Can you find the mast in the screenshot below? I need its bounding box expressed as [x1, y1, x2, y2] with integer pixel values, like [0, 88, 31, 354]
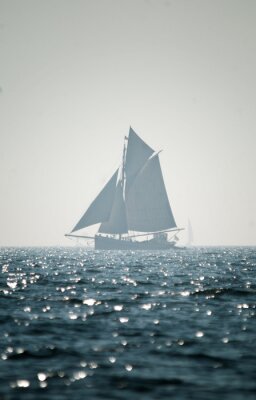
[121, 135, 128, 192]
[119, 135, 128, 240]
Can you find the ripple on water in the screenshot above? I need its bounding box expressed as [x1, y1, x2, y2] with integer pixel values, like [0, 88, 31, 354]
[0, 246, 256, 400]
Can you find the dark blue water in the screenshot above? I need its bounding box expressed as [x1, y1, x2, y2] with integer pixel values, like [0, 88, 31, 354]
[0, 247, 256, 400]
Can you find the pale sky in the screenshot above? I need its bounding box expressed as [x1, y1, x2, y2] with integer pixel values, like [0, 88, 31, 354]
[0, 0, 256, 246]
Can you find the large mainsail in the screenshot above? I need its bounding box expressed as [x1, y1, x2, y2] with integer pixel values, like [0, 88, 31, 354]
[71, 169, 118, 232]
[126, 153, 176, 232]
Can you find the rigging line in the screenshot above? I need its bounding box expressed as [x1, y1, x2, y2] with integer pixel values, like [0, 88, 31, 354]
[65, 234, 95, 240]
[127, 228, 184, 239]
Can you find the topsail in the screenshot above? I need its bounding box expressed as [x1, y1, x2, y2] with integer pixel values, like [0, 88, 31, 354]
[125, 127, 154, 193]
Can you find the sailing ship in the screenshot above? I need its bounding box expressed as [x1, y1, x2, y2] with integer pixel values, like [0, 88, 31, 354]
[186, 219, 194, 247]
[66, 128, 183, 250]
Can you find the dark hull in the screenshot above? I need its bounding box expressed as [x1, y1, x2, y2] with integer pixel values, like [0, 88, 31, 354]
[95, 235, 177, 250]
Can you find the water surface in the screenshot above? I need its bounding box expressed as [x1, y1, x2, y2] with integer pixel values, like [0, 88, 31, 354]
[0, 247, 256, 399]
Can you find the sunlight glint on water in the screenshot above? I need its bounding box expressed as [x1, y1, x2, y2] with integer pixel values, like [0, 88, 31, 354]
[0, 247, 256, 400]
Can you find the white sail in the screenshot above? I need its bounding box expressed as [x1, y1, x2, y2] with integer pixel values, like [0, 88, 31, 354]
[98, 181, 128, 234]
[126, 153, 176, 232]
[71, 169, 118, 232]
[125, 127, 154, 192]
[186, 219, 194, 246]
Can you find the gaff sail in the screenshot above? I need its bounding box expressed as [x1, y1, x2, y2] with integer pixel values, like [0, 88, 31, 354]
[126, 153, 176, 232]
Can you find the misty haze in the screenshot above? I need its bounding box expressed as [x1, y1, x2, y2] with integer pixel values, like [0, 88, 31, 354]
[0, 1, 255, 400]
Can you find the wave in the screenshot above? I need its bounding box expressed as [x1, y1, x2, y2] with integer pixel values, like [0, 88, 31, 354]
[191, 287, 256, 297]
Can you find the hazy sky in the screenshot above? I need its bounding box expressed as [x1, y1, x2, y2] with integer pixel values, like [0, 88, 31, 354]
[1, 0, 256, 246]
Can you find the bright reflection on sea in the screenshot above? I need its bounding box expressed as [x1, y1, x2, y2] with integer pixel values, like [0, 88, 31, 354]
[0, 246, 256, 399]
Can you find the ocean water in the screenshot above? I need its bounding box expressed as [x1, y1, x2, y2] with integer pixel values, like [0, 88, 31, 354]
[0, 247, 256, 400]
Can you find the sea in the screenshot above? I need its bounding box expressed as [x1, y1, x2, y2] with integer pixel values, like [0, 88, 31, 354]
[0, 246, 255, 400]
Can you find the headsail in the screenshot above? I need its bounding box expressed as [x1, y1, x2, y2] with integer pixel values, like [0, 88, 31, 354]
[71, 169, 118, 232]
[126, 153, 176, 232]
[98, 181, 128, 234]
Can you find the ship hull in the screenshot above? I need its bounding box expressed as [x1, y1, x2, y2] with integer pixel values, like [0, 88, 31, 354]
[95, 235, 177, 250]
